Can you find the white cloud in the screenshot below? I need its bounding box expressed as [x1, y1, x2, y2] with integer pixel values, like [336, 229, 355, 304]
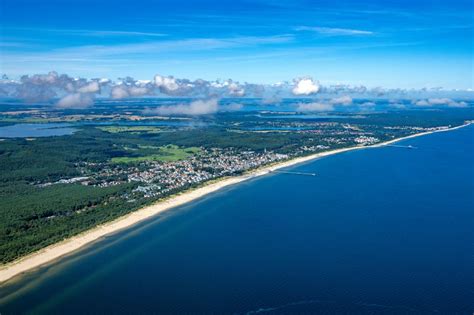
[415, 98, 467, 107]
[39, 35, 292, 61]
[128, 86, 150, 96]
[14, 27, 167, 38]
[9, 72, 108, 102]
[56, 93, 93, 108]
[428, 98, 467, 107]
[296, 102, 334, 112]
[4, 71, 471, 108]
[27, 71, 59, 84]
[136, 79, 151, 85]
[292, 77, 320, 95]
[228, 82, 245, 97]
[86, 30, 167, 37]
[330, 95, 352, 105]
[77, 81, 100, 93]
[153, 98, 220, 116]
[111, 86, 130, 99]
[414, 99, 429, 106]
[295, 26, 374, 36]
[154, 74, 180, 92]
[296, 96, 352, 112]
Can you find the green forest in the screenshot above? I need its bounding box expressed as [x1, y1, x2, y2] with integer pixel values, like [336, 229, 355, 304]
[1, 108, 472, 263]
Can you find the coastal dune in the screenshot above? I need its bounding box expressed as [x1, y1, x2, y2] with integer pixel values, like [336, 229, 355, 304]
[0, 123, 470, 284]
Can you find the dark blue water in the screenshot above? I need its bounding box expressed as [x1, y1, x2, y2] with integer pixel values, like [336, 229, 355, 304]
[1, 125, 473, 314]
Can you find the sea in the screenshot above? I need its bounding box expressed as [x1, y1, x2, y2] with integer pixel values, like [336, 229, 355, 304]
[1, 125, 473, 314]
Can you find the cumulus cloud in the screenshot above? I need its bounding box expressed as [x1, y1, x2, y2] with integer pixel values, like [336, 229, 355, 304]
[414, 98, 467, 108]
[414, 100, 430, 106]
[227, 82, 245, 97]
[25, 71, 59, 85]
[111, 86, 130, 99]
[153, 74, 216, 96]
[2, 71, 264, 102]
[324, 84, 368, 94]
[295, 95, 352, 112]
[292, 77, 320, 95]
[209, 79, 249, 97]
[2, 71, 471, 110]
[242, 83, 264, 97]
[110, 83, 152, 99]
[1, 71, 111, 103]
[330, 95, 352, 105]
[153, 98, 220, 116]
[154, 74, 180, 93]
[56, 93, 94, 108]
[296, 102, 334, 112]
[155, 74, 179, 91]
[128, 86, 150, 96]
[429, 98, 467, 107]
[77, 81, 100, 93]
[15, 71, 61, 101]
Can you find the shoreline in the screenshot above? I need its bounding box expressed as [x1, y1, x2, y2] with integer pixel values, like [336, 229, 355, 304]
[0, 122, 470, 285]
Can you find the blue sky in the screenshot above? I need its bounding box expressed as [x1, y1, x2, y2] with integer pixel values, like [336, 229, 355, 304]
[1, 0, 472, 89]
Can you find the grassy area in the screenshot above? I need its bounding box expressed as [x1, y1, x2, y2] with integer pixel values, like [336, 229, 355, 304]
[112, 144, 201, 163]
[97, 126, 162, 134]
[0, 117, 53, 123]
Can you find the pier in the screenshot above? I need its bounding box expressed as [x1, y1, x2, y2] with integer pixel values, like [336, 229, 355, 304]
[271, 170, 317, 176]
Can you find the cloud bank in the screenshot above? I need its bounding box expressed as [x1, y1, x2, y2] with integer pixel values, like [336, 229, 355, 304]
[152, 98, 220, 116]
[296, 95, 354, 112]
[0, 72, 471, 111]
[296, 102, 334, 112]
[56, 93, 94, 108]
[414, 98, 467, 108]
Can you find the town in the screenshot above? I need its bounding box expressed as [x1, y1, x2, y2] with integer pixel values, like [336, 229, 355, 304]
[36, 148, 289, 202]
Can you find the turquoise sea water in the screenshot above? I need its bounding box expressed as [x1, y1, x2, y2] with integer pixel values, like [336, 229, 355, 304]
[1, 125, 473, 314]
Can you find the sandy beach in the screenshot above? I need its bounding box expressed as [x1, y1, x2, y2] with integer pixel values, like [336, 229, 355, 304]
[0, 122, 470, 284]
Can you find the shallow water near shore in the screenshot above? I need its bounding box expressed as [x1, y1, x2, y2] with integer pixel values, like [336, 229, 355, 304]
[1, 125, 473, 314]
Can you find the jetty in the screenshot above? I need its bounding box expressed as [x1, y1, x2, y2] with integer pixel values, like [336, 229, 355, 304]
[383, 144, 417, 149]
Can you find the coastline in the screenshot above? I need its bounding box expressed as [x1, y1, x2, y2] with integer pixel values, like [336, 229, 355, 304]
[0, 122, 470, 285]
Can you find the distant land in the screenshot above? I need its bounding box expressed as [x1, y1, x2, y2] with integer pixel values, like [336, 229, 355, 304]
[1, 99, 473, 284]
[1, 117, 473, 314]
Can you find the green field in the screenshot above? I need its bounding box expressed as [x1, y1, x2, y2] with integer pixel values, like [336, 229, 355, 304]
[0, 117, 53, 123]
[112, 144, 201, 163]
[97, 126, 162, 134]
